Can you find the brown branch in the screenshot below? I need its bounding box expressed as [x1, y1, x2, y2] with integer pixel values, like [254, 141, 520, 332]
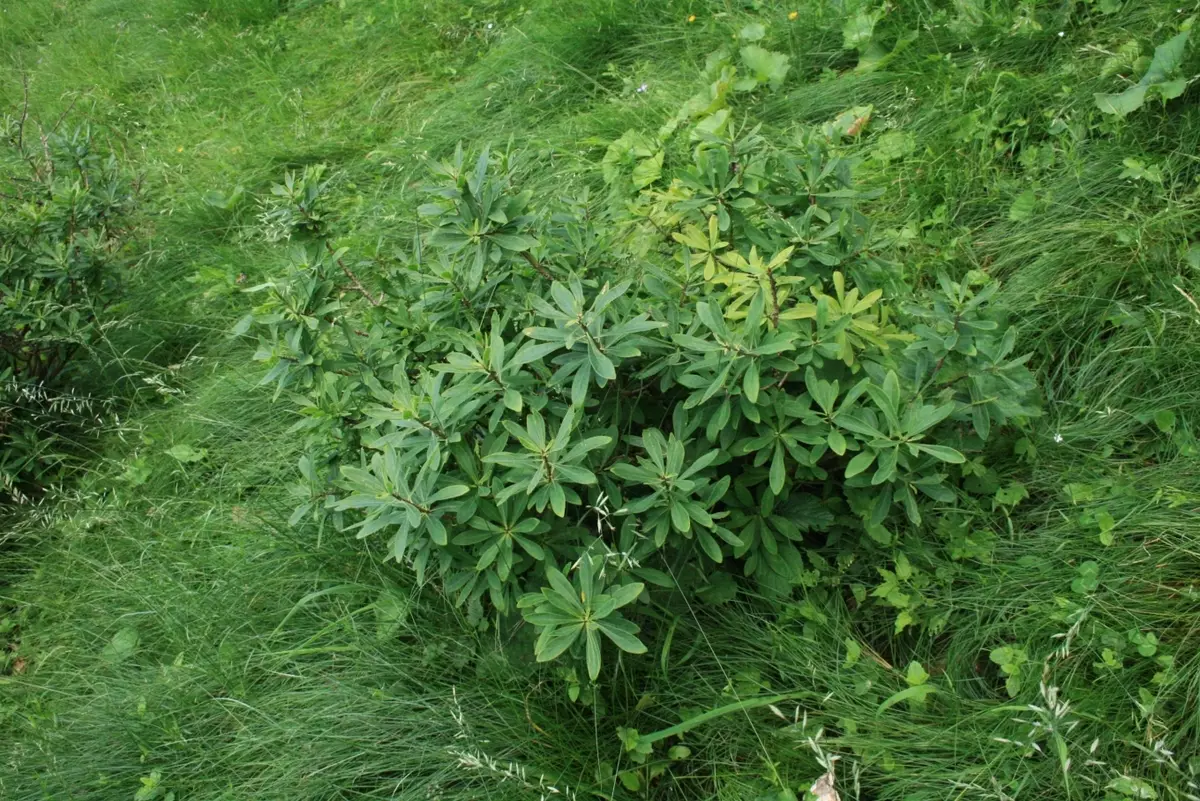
[324, 241, 381, 306]
[519, 250, 553, 281]
[16, 71, 30, 154]
[39, 124, 53, 181]
[389, 492, 431, 515]
[766, 268, 781, 329]
[50, 95, 79, 135]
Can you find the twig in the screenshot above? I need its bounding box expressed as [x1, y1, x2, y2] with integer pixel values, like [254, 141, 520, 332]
[324, 241, 381, 306]
[767, 267, 781, 329]
[523, 682, 548, 737]
[51, 94, 79, 135]
[519, 250, 553, 281]
[1175, 284, 1200, 318]
[16, 71, 30, 154]
[39, 123, 53, 181]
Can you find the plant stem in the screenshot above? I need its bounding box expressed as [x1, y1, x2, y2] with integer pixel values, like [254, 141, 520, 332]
[519, 250, 553, 280]
[325, 241, 381, 306]
[639, 692, 807, 745]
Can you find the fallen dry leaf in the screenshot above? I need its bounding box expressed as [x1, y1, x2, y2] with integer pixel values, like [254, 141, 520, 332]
[809, 771, 839, 801]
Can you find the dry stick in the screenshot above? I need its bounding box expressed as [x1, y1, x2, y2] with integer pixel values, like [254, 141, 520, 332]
[16, 71, 30, 154]
[39, 124, 53, 181]
[50, 95, 79, 135]
[766, 267, 781, 329]
[324, 241, 381, 306]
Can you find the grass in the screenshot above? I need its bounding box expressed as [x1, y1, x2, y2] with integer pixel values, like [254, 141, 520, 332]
[3, 0, 1200, 799]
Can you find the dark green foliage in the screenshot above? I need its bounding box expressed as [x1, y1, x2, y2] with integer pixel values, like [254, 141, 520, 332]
[0, 119, 135, 499]
[243, 50, 1039, 680]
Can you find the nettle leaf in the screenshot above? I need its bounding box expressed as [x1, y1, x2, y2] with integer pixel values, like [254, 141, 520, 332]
[739, 46, 791, 91]
[1007, 190, 1036, 222]
[739, 22, 766, 42]
[166, 444, 208, 463]
[842, 11, 881, 50]
[102, 627, 140, 663]
[632, 152, 665, 189]
[1095, 29, 1191, 117]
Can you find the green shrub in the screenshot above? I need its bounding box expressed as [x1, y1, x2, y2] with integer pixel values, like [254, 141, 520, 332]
[242, 42, 1039, 683]
[0, 117, 136, 501]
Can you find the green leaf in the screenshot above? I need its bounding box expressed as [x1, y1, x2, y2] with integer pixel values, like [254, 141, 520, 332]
[668, 745, 691, 760]
[843, 12, 878, 50]
[375, 589, 410, 640]
[670, 499, 691, 532]
[872, 448, 898, 484]
[512, 340, 563, 366]
[546, 567, 583, 611]
[589, 348, 617, 382]
[743, 364, 760, 404]
[1096, 29, 1190, 117]
[598, 619, 648, 654]
[876, 684, 936, 715]
[426, 515, 448, 546]
[429, 484, 470, 503]
[844, 449, 876, 479]
[632, 151, 664, 189]
[769, 442, 786, 495]
[608, 583, 644, 610]
[906, 402, 955, 436]
[1142, 30, 1190, 85]
[1095, 85, 1147, 117]
[697, 529, 723, 563]
[1107, 776, 1158, 800]
[739, 45, 791, 91]
[585, 628, 602, 680]
[914, 443, 965, 464]
[697, 571, 738, 604]
[101, 627, 139, 663]
[994, 482, 1028, 507]
[537, 624, 582, 662]
[165, 444, 207, 463]
[491, 233, 537, 251]
[1008, 190, 1036, 221]
[1152, 77, 1187, 100]
[1153, 409, 1176, 433]
[905, 660, 929, 686]
[739, 22, 766, 42]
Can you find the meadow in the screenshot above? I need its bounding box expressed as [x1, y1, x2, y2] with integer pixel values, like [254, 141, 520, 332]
[1, 1, 1198, 800]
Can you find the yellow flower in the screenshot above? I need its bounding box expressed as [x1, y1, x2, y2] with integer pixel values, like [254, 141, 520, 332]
[176, 147, 183, 153]
[788, 10, 798, 20]
[687, 14, 696, 22]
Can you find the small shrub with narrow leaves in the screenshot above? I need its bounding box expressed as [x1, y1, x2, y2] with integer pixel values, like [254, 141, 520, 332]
[242, 43, 1039, 683]
[0, 120, 136, 500]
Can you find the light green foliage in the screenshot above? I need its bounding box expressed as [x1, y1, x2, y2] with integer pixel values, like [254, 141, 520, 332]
[5, 2, 1200, 801]
[989, 644, 1028, 697]
[134, 771, 175, 801]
